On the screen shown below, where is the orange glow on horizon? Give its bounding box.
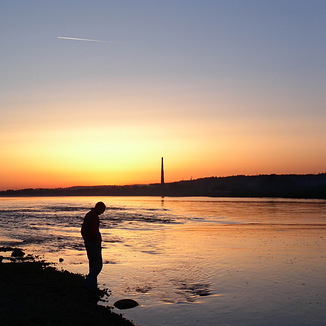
[1,113,325,191]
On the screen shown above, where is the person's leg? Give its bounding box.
[85,242,103,290]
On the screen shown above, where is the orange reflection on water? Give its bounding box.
[96,221,326,313]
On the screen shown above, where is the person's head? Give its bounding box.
[94,201,106,215]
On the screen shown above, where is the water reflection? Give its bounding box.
[0,197,326,326]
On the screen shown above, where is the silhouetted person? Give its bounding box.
[81,201,106,291]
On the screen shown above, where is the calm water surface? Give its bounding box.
[1,196,326,326]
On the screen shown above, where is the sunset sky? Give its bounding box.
[1,1,326,190]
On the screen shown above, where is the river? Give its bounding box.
[1,196,326,326]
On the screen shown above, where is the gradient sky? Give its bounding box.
[1,0,326,190]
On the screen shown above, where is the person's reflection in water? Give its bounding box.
[81,201,106,291]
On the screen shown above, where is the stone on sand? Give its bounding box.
[114,299,139,310]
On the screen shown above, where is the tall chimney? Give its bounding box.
[161,157,165,185]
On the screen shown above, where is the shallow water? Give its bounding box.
[1,196,326,326]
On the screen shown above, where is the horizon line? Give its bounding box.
[1,172,325,192]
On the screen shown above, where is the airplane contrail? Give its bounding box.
[57,36,107,43]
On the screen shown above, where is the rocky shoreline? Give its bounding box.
[0,247,137,326]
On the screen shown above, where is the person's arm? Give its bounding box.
[89,215,101,242]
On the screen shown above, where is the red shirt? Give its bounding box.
[81,208,102,244]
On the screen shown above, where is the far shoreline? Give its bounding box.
[0,194,326,200]
[0,174,325,199]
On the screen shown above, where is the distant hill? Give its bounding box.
[1,174,325,199]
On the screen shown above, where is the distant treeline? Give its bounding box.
[1,174,325,199]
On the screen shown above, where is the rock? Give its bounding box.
[113,299,139,310]
[59,258,64,263]
[11,249,25,257]
[0,246,15,252]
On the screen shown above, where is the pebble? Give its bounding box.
[11,249,25,257]
[114,299,139,310]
